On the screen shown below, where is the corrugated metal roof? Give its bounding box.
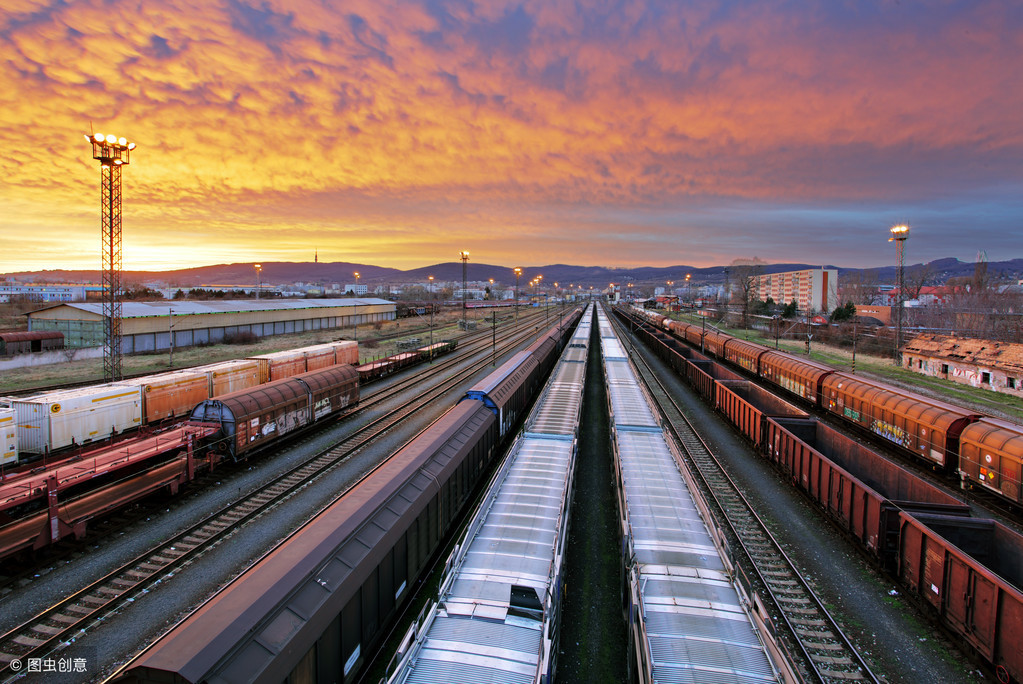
[31,298,393,319]
[904,333,1023,372]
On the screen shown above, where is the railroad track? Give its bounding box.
[0,309,547,589]
[613,314,879,684]
[0,310,554,679]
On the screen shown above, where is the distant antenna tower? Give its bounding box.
[315,249,318,264]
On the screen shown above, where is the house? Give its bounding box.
[902,333,1023,396]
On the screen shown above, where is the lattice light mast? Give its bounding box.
[889,224,910,366]
[86,132,135,382]
[460,251,469,329]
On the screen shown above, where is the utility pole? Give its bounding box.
[168,307,175,367]
[460,251,469,329]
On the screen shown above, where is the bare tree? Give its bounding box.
[903,262,935,300]
[839,269,879,305]
[729,257,766,328]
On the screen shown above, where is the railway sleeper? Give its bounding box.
[48,613,78,625]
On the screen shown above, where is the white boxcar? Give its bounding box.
[13,385,143,454]
[0,407,16,466]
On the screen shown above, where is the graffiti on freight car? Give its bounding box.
[738,358,755,372]
[779,375,807,399]
[871,419,909,448]
[843,406,861,422]
[314,398,332,420]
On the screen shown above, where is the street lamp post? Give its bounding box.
[168,307,175,367]
[255,264,262,299]
[514,267,522,324]
[889,224,910,365]
[460,251,469,329]
[428,276,434,361]
[353,271,360,341]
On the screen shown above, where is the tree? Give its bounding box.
[729,257,766,328]
[831,301,857,322]
[782,299,798,318]
[839,269,879,305]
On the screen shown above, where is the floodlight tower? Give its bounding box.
[86,132,135,382]
[889,224,910,365]
[514,267,522,323]
[460,251,470,328]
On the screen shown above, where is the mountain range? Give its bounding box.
[5,257,1022,289]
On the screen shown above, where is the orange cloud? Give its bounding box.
[1,0,1021,272]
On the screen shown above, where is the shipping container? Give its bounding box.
[117,371,210,424]
[300,345,338,372]
[331,340,359,365]
[13,385,142,454]
[197,360,262,397]
[0,407,16,466]
[247,349,309,383]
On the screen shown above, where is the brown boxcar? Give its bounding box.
[758,351,835,404]
[722,338,770,375]
[189,364,358,460]
[820,372,981,468]
[899,512,1023,684]
[766,417,968,563]
[682,321,704,348]
[702,329,731,358]
[715,380,808,448]
[959,418,1023,504]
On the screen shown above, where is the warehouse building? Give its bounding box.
[26,299,395,352]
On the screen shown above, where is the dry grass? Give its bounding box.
[0,308,476,394]
[672,312,1023,423]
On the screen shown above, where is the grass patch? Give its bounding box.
[661,311,1023,422]
[0,309,474,394]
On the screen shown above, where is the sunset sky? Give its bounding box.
[2,0,1021,273]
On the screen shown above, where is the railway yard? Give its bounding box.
[0,301,1019,683]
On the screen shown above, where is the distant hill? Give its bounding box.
[4,258,1021,289]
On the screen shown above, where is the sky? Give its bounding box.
[1,0,1021,274]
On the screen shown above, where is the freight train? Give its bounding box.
[619,305,1023,684]
[385,305,592,683]
[4,341,359,461]
[599,307,781,683]
[111,309,583,684]
[629,306,1023,507]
